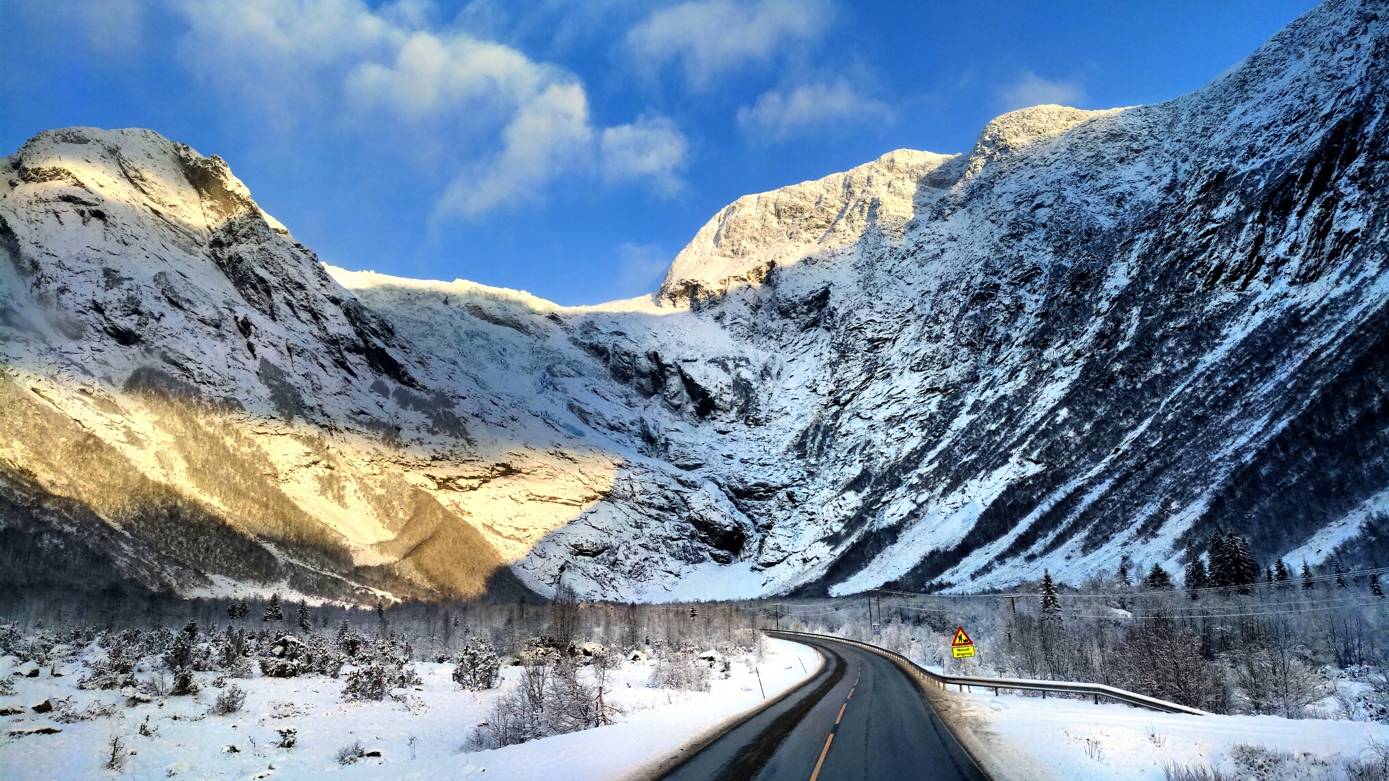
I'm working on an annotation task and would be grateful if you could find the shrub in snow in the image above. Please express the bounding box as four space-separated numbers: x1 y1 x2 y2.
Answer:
473 664 551 748
211 684 246 715
52 699 121 723
473 659 613 749
275 728 297 749
0 623 20 656
514 636 563 666
103 734 128 772
336 739 366 765
543 660 599 734
259 634 309 678
0 678 13 696
79 643 138 691
343 664 389 701
164 622 200 694
305 633 344 677
212 628 248 671
453 638 501 691
335 622 365 658
170 668 200 696
648 652 710 693
340 659 419 702
1232 647 1326 718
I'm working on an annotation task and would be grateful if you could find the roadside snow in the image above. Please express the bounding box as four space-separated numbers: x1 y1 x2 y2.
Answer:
0 638 820 781
947 689 1389 780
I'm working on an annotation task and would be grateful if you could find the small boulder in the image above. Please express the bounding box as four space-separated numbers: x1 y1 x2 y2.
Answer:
30 699 54 714
9 725 62 736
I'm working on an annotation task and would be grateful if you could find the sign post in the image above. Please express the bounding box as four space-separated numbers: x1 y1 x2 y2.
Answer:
951 626 976 659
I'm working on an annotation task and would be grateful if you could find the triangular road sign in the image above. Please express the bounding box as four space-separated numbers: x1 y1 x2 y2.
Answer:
951 626 974 647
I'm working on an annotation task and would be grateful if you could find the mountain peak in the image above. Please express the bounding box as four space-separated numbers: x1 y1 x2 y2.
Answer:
657 147 958 306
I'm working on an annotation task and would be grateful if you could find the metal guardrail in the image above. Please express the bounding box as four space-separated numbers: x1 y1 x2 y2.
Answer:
769 629 1206 716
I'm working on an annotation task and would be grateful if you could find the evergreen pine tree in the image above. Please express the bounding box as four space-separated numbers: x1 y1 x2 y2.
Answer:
226 600 240 621
1143 563 1174 590
1371 574 1384 599
264 593 283 622
1265 566 1274 584
1228 533 1259 592
297 603 312 634
1274 559 1291 586
1184 557 1208 600
1335 564 1348 590
1301 561 1315 591
1117 556 1132 589
1208 531 1233 589
1040 570 1061 620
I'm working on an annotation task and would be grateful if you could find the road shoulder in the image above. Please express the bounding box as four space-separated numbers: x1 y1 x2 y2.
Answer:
622 637 827 781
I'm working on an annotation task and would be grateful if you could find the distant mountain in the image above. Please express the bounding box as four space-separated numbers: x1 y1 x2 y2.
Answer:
1 0 1385 603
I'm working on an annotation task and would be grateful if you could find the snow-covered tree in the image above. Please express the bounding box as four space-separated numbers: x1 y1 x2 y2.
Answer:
453 637 501 691
1371 573 1384 599
165 621 200 695
1040 571 1061 620
1335 564 1348 590
297 603 312 634
264 593 283 622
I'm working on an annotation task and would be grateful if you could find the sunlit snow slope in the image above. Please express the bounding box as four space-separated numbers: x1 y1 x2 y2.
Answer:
1 0 1386 602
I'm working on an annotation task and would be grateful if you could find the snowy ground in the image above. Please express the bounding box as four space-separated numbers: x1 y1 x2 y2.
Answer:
0 638 821 780
940 688 1389 780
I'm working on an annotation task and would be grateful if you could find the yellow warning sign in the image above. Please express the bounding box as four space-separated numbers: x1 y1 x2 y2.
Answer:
951 626 976 658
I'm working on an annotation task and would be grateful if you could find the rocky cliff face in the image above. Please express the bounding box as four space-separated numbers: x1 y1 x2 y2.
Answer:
1 0 1385 602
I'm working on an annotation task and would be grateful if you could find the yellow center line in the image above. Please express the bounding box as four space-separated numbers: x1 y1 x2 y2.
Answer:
809 733 835 781
847 686 855 700
835 701 847 724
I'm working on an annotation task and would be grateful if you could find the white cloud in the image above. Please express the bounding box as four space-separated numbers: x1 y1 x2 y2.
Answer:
997 72 1086 111
165 0 685 217
627 0 832 89
737 80 891 141
600 116 688 192
439 82 593 218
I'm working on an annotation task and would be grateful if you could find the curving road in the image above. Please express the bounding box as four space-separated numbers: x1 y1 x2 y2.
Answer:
662 633 987 781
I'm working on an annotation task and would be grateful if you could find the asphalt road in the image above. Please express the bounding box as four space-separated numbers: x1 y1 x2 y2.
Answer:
662 633 988 781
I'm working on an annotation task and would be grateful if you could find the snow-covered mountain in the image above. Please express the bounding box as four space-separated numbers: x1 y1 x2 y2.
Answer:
2 0 1386 603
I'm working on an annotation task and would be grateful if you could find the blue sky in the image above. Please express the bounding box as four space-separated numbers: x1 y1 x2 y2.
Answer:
2 0 1318 304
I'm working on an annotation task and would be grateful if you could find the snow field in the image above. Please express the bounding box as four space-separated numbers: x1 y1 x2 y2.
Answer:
0 638 820 780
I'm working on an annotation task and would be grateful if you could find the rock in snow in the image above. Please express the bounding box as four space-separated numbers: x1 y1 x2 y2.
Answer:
0 0 1386 602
